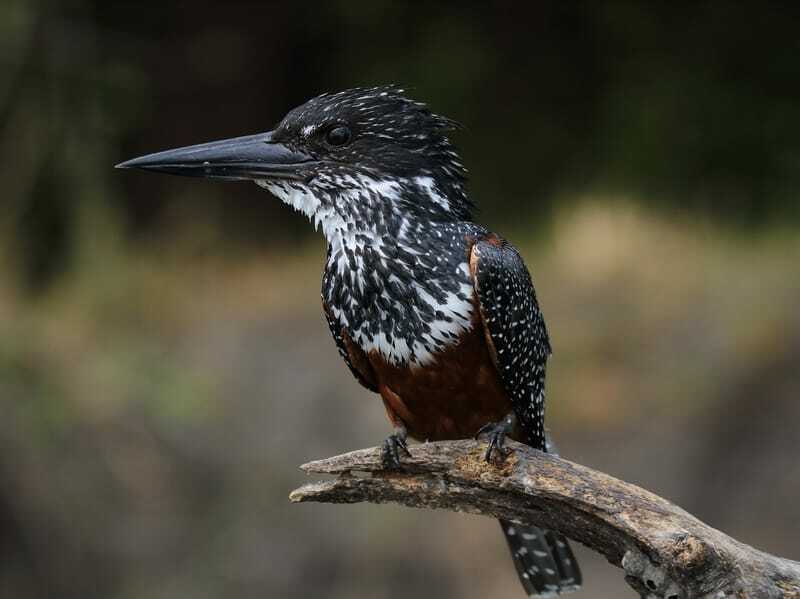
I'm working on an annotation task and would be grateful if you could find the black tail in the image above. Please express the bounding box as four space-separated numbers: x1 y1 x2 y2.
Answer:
500 436 582 596
500 520 581 597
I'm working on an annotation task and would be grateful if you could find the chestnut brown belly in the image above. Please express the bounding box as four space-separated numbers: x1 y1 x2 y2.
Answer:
368 325 512 441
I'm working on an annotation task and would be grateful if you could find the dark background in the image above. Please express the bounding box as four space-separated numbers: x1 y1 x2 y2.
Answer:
2 2 799 598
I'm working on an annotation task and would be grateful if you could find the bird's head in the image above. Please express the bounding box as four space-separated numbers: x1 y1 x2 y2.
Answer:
118 86 472 239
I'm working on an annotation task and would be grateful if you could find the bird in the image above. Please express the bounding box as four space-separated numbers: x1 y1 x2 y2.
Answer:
117 85 582 597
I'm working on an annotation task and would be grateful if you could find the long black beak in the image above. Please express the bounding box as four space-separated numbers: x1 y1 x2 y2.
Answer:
115 131 315 181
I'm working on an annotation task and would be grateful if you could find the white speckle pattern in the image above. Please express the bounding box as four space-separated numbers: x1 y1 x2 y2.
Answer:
251 86 581 597
261 174 474 366
472 240 551 449
414 176 450 211
500 520 582 597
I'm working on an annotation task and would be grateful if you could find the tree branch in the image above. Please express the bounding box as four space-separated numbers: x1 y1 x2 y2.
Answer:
290 440 800 598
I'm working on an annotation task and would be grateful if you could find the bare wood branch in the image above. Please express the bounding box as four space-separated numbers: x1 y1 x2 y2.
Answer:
290 439 800 598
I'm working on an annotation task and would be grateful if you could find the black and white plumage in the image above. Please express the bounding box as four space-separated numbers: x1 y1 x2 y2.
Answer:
472 237 581 596
117 85 581 597
471 238 552 449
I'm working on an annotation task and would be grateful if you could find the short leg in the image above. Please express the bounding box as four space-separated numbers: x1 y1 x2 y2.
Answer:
475 412 517 462
382 425 411 469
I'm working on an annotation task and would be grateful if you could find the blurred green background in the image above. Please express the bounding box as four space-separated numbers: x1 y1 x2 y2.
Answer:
2 2 799 598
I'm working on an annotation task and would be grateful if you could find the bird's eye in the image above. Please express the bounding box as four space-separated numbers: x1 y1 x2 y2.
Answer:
326 126 351 146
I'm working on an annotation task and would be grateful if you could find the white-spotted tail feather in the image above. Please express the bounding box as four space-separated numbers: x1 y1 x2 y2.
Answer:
500 520 582 597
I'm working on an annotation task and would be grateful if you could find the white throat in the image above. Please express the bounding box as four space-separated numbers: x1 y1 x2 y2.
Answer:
258 175 475 366
257 175 402 249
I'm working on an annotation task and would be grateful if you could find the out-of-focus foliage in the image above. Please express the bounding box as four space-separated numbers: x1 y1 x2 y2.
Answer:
2 1 800 291
1 2 799 599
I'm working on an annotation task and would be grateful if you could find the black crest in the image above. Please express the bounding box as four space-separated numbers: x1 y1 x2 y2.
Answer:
272 85 473 220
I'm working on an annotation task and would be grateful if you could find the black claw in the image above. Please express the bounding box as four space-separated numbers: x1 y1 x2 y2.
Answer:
483 429 508 462
381 427 410 469
475 415 515 462
474 421 496 440
396 435 411 456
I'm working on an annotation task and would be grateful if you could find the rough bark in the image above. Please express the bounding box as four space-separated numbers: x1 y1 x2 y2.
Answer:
290 440 800 598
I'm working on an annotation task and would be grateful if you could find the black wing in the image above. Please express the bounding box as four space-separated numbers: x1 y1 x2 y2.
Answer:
471 237 582 596
470 236 551 450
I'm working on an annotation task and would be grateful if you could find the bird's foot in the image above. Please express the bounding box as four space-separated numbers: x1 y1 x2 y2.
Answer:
381 426 411 469
475 413 516 462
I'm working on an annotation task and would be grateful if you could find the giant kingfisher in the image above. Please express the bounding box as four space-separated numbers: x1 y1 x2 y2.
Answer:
117 86 582 597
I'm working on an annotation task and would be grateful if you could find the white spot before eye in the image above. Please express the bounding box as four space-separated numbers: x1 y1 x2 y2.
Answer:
301 125 316 137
